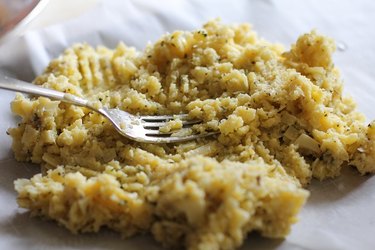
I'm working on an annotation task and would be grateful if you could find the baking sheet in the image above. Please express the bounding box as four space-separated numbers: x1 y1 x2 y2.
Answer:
0 0 375 249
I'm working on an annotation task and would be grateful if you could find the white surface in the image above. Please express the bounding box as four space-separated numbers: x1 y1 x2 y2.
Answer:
27 0 98 29
0 0 375 249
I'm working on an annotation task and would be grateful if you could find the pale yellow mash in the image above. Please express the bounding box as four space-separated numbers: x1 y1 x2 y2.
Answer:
8 20 375 250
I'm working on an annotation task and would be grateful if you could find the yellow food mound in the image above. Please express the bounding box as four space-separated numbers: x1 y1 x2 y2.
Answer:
9 20 375 250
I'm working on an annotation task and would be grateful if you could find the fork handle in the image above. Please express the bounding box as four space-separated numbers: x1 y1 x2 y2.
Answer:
0 74 92 109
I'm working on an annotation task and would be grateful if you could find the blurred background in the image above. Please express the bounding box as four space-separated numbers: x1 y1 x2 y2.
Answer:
0 0 97 36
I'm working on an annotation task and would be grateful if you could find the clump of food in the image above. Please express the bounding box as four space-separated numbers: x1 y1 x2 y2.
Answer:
8 20 375 250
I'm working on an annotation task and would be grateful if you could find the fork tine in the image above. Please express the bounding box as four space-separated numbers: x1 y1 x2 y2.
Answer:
142 119 201 128
140 113 189 121
143 129 173 135
142 132 219 143
143 128 194 135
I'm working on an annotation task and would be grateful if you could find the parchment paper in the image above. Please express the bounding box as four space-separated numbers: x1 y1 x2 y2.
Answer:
0 0 375 249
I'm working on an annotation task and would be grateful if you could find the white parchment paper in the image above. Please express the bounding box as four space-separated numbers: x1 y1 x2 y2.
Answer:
0 0 375 249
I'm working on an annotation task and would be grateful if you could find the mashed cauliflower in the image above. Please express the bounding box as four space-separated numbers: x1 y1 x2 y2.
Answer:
8 20 375 250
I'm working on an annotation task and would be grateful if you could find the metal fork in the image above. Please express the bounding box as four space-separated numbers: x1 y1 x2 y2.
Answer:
0 74 217 143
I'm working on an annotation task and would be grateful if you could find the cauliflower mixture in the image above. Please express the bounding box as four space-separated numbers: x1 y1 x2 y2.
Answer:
8 20 375 250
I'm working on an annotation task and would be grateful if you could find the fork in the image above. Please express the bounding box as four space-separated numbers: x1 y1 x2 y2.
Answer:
0 74 217 143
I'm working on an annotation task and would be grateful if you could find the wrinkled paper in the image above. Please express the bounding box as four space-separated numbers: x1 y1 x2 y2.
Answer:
0 0 375 249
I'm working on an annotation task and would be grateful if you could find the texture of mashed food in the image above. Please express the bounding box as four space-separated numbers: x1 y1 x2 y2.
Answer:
9 20 375 250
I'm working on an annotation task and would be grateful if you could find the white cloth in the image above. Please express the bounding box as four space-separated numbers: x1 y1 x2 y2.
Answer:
0 0 374 249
